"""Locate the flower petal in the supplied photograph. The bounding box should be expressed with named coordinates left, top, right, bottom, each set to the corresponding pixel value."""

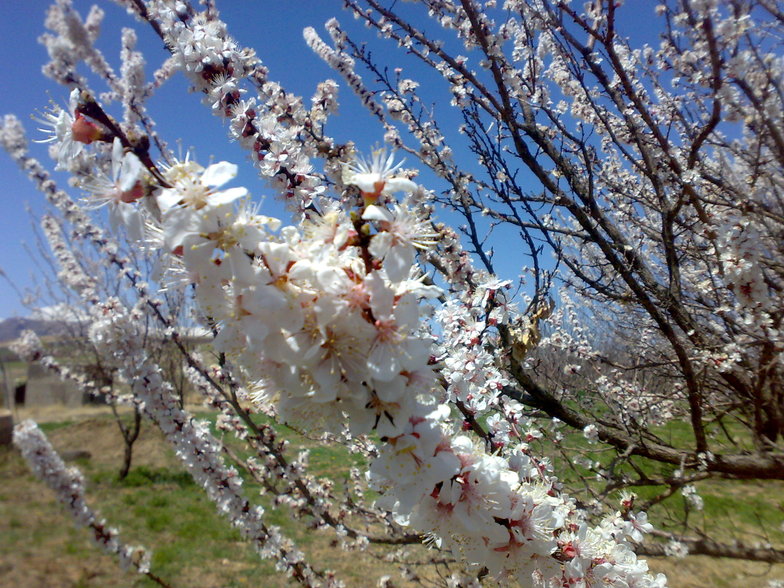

left=207, top=186, right=248, bottom=207
left=202, top=161, right=237, bottom=187
left=362, top=205, right=393, bottom=222
left=385, top=177, right=417, bottom=194
left=119, top=153, right=143, bottom=192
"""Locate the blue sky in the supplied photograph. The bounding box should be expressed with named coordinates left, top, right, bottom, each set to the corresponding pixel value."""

left=0, top=1, right=666, bottom=320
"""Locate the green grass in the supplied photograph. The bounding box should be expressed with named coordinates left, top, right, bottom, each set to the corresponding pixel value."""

left=39, top=420, right=77, bottom=433
left=61, top=442, right=281, bottom=585
left=3, top=408, right=783, bottom=587
left=1, top=409, right=415, bottom=587
left=536, top=417, right=784, bottom=550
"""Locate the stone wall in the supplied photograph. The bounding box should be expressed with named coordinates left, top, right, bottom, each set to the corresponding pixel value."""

left=24, top=363, right=85, bottom=407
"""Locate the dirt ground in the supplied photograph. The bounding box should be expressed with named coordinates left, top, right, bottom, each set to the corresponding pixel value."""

left=13, top=405, right=174, bottom=468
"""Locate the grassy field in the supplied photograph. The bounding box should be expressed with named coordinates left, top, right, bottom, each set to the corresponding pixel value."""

left=535, top=420, right=784, bottom=588
left=540, top=418, right=784, bottom=550
left=1, top=405, right=783, bottom=587
left=1, top=406, right=441, bottom=587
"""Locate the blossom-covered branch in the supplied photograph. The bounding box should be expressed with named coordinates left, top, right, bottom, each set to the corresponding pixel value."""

left=13, top=420, right=170, bottom=587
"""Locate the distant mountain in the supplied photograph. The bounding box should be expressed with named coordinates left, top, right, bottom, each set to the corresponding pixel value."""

left=0, top=315, right=212, bottom=348
left=0, top=316, right=70, bottom=344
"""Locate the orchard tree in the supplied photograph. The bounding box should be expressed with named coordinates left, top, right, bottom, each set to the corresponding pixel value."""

left=21, top=209, right=196, bottom=479
left=2, top=0, right=783, bottom=587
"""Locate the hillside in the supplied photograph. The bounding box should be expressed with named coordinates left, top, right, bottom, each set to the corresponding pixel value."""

left=0, top=316, right=69, bottom=345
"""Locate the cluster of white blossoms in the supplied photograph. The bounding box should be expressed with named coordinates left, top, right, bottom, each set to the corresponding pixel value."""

left=1, top=1, right=673, bottom=585
left=141, top=0, right=330, bottom=213
left=139, top=144, right=666, bottom=585
left=154, top=149, right=441, bottom=438
left=436, top=281, right=514, bottom=412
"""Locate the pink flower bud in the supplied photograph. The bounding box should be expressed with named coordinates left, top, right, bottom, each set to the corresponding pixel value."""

left=120, top=181, right=144, bottom=203
left=71, top=114, right=103, bottom=144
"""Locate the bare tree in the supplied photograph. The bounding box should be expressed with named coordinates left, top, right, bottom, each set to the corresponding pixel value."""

left=26, top=211, right=194, bottom=480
